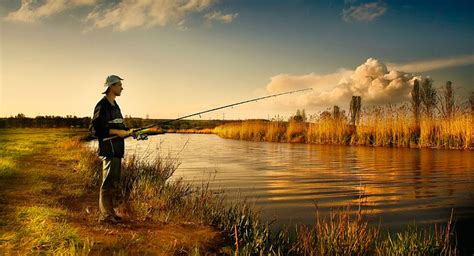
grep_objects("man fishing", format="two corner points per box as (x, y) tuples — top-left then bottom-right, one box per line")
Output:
(90, 74), (133, 224)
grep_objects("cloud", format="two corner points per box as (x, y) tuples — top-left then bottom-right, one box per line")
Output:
(266, 70), (353, 96)
(387, 55), (474, 73)
(266, 54), (474, 108)
(204, 11), (238, 24)
(4, 0), (234, 31)
(342, 2), (387, 22)
(4, 0), (96, 23)
(85, 0), (217, 31)
(266, 58), (433, 107)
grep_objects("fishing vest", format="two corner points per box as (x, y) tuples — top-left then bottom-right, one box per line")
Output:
(91, 97), (128, 158)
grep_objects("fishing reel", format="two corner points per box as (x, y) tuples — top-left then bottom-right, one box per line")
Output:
(131, 130), (148, 140)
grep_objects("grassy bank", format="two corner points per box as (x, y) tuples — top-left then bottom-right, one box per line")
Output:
(0, 129), (223, 254)
(0, 128), (462, 255)
(213, 107), (473, 150)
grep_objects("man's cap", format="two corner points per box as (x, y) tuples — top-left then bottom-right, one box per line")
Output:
(102, 75), (124, 94)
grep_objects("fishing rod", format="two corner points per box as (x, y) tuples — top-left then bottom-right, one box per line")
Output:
(103, 87), (313, 141)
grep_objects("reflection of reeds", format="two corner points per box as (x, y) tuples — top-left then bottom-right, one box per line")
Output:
(213, 104), (472, 150)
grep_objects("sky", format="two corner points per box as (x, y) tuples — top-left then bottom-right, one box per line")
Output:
(0, 0), (473, 120)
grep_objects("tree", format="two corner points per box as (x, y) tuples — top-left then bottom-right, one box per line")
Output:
(15, 113), (26, 119)
(291, 109), (307, 122)
(332, 106), (341, 120)
(420, 79), (437, 118)
(469, 92), (474, 117)
(411, 79), (422, 126)
(439, 81), (455, 119)
(319, 110), (332, 121)
(349, 96), (361, 126)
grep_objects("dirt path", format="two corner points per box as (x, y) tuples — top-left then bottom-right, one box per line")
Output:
(0, 131), (225, 255)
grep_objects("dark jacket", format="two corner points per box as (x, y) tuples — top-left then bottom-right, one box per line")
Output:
(90, 97), (128, 158)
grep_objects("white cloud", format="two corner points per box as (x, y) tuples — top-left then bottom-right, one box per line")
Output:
(85, 0), (217, 31)
(342, 2), (387, 22)
(204, 11), (238, 24)
(266, 58), (435, 107)
(4, 0), (96, 23)
(266, 70), (353, 95)
(4, 0), (233, 31)
(387, 55), (474, 73)
(267, 55), (474, 108)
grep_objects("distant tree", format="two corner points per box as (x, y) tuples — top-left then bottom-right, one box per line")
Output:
(469, 92), (474, 117)
(291, 109), (307, 122)
(332, 105), (341, 120)
(319, 111), (332, 121)
(349, 96), (362, 126)
(439, 81), (455, 119)
(15, 113), (26, 119)
(411, 79), (422, 126)
(420, 79), (437, 118)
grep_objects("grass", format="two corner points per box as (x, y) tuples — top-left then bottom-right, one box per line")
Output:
(11, 206), (92, 254)
(0, 157), (16, 178)
(213, 104), (473, 150)
(294, 207), (379, 255)
(0, 129), (95, 255)
(375, 212), (456, 256)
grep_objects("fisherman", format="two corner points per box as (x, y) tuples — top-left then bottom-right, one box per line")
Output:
(90, 75), (133, 224)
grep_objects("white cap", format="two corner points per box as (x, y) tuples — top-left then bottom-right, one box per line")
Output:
(102, 75), (123, 94)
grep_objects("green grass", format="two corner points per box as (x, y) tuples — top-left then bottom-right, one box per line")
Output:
(375, 222), (457, 256)
(1, 206), (93, 255)
(0, 157), (16, 178)
(0, 129), (94, 255)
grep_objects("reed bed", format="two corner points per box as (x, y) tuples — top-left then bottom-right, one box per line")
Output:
(213, 104), (473, 150)
(214, 120), (308, 143)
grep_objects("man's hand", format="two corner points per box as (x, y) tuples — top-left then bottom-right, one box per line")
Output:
(110, 129), (133, 138)
(131, 129), (149, 140)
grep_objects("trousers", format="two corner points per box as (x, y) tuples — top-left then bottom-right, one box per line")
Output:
(99, 156), (121, 218)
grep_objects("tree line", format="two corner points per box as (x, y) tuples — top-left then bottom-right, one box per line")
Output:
(0, 114), (92, 129)
(0, 114), (228, 130)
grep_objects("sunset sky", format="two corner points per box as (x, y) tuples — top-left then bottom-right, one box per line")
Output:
(1, 0), (473, 119)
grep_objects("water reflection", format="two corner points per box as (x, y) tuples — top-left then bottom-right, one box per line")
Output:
(92, 134), (474, 230)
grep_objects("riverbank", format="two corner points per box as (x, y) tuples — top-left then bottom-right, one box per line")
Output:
(0, 128), (462, 255)
(0, 129), (226, 254)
